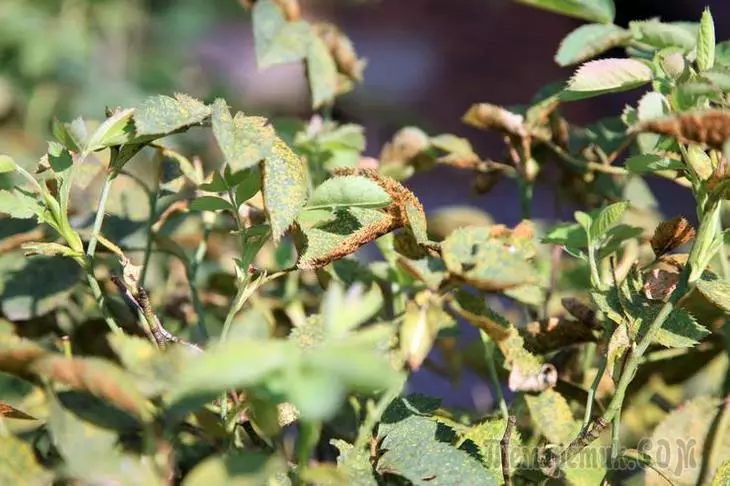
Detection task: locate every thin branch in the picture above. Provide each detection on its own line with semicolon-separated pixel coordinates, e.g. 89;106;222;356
501;415;516;486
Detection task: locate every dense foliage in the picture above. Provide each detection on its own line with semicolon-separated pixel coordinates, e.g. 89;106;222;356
1;0;730;484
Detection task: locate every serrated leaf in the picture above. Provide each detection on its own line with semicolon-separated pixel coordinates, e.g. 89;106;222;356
644;396;728;485
514;0;614;24
697;8;716;72
695;278;730;313
590;201;629;240
308;36;338;108
442;227;536;291
182;452;286;486
562;58;653;101
252;0;312;68
524;389;581;445
211;99;276;171
457;417;523;480
636;303;709;348
377;415;498;485
134;93;211;136
189;195;233;212
0;155;16;173
0;434;51;486
555;24;631;67
261;138;308;241
84;108;135;154
625;154;684;173
296;207;391;269
308;175;392;210
629;19;697;51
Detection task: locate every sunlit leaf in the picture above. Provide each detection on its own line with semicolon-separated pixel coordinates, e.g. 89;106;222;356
696;278;730;313
625;154;684;173
590;201;629;240
134;93;211;136
0;155;16;173
523;389;581;445
84;108;135;154
252;0;312;68
0;189;42;219
697;8;715;72
555;24;630;67
308;36;338;108
562;58;653;101
449;290;511;341
629;19;697;51
308;175;391;210
211;99;276;171
261;138;308;241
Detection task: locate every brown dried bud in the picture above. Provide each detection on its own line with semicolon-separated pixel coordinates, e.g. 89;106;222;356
632;110;730;150
463;103;527;137
643;267;680;301
650;216;696;257
472;170;500;195
313;23;365;81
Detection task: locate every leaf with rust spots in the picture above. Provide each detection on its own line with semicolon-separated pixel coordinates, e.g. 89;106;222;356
211;98;276;171
261;138;308;241
134;92;211;136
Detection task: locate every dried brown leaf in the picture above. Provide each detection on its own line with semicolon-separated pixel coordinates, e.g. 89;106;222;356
650;216;696;257
462;103;527;137
522;317;597;354
633;110;730;150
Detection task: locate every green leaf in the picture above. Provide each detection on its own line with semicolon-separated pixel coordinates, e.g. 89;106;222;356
182;452;286;486
637;304;709;348
713;461;730;486
716;41;730;66
331;439;378;486
296;207;388;269
514;0;614;24
597;224;643;258
189;196;233;212
397;254;447;290
0;255;81;320
233;168;261;205
697;8;716;72
134;93;211;136
442;227;537;291
405;203;429;245
376;415;499;485
629;19;697;51
590;201;629;240
308;36;338;108
696;278;730;313
523;389;581;445
252;0;312;68
542;221;588;248
0;155;16;173
170;340;293;401
635;91;670;154
0;434;51;486
644;396;727;485
321;281;383;338
308;175;391;210
625;154;684;173
48;391;161;485
84;108;135;154
562;58;653;101
555;24;631;67
449;290;511;341
261;138;308;241
0;189;42;219
211;99;276;171
457;418;523;481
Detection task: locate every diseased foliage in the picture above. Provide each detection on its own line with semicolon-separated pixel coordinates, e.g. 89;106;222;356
1;0;730;485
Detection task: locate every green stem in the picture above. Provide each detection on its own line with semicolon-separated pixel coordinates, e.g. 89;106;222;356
481;331;508;420
610;406;622;463
85;273;122;333
86;173;115;259
187;221;213;341
296;421;321;467
582;345;606;427
139;161;162;288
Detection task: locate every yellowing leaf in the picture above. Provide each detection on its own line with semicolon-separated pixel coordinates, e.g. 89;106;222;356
134;93;211;136
252;0;312;68
211;99;276;171
307;36;338;108
0;435;51;486
261;138;308;241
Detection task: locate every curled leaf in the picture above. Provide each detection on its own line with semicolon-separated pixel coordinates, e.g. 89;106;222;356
462;103;526;137
651;216;696;257
632;110;730;150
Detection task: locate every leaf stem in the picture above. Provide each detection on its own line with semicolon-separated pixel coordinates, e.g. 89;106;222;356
86;172;115;259
481;331;509;420
139;155;162;287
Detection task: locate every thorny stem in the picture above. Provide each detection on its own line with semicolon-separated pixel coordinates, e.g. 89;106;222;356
501;416;516;486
